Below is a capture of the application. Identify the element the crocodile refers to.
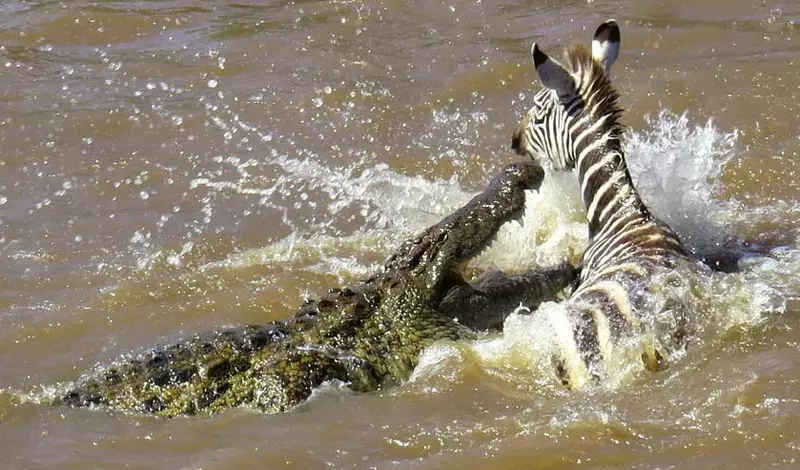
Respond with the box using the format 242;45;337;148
57;161;576;417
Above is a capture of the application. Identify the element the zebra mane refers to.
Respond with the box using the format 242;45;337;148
561;43;648;231
562;44;624;134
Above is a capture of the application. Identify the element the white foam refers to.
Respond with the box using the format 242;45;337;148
469;170;587;271
198;158;476;278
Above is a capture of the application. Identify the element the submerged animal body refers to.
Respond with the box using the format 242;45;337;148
58;162;576;417
511;20;705;387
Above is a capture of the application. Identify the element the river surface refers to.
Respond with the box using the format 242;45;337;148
1;0;799;468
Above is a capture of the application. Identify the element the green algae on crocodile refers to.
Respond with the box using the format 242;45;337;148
57;161;576;417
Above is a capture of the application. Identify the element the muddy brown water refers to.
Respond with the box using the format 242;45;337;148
1;0;799;469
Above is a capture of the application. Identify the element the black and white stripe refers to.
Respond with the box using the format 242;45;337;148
512;20;695;387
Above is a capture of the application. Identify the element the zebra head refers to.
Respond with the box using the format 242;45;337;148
512;20;622;171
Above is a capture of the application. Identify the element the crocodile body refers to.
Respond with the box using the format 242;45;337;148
58;162;576;417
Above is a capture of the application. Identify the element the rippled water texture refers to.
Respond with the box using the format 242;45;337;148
1;0;798;468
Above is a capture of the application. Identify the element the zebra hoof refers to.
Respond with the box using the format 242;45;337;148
641;345;667;372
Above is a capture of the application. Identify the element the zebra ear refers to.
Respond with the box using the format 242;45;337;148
591;19;620;73
531;43;576;100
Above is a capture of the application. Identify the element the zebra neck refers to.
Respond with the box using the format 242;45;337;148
575;140;647;240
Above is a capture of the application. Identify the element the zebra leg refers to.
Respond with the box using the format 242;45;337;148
642;295;691;372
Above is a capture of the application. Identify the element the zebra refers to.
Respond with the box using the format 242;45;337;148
511;20;703;388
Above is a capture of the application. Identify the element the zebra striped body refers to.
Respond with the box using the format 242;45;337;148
512;21;699;387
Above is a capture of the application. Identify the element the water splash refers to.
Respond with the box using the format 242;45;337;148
411;110;794;391
118;102;796;395
626;110;742;261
